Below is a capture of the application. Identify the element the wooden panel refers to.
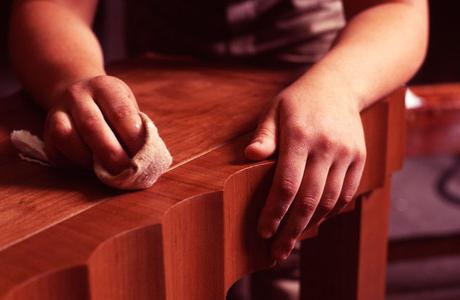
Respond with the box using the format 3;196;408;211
300;179;391;300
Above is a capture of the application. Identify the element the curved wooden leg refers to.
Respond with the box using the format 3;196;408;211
300;178;391;300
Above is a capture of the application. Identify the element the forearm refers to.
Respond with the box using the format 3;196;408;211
9;0;103;109
293;0;428;110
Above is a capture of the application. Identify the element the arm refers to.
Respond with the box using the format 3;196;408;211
298;0;428;110
9;0;144;173
245;0;428;261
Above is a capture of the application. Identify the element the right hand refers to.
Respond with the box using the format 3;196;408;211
44;75;145;174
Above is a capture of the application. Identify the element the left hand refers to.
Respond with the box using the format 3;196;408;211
245;81;366;261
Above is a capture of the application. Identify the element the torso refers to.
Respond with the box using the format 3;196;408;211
126;0;345;64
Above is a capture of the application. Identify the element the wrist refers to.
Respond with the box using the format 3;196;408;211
294;61;366;112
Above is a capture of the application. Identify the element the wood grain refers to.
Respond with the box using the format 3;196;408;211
0;56;294;250
0;56;404;299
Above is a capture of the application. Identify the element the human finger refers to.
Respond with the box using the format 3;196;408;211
271;155;331;261
304;160;350;229
91;76;144;156
245;102;278;161
45;110;92;168
257;120;309;239
329;157;366;217
69;94;130;174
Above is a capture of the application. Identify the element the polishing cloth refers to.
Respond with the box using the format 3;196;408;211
10;112;172;190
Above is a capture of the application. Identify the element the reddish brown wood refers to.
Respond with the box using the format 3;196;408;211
299;90;405;300
0;55;293;251
386;84;460;270
0;56;404;300
389;232;460;262
300;181;391;300
407;83;460;156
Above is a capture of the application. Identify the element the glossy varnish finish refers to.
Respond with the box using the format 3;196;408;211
0;56;404;299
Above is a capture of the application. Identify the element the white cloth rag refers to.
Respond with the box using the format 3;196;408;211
10;112;173;190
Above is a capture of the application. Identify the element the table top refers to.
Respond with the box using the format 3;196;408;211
407;83;460;155
0;54;405;298
0;55;295;249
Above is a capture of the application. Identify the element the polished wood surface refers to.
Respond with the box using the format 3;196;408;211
0;55;294;250
0;55;404;299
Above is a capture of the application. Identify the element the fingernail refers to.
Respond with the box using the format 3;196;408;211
276;249;290;261
259;228;273;239
251;140;263;147
273;250;287;262
279;253;289;261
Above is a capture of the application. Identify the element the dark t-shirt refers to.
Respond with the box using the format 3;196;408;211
127;0;345;64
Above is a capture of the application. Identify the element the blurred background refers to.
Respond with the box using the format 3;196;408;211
1;1;460;299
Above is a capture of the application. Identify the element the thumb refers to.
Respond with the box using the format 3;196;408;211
245;106;278;161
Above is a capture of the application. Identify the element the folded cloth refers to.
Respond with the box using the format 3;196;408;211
10;112;173;190
10;129;51;167
93;112;172;189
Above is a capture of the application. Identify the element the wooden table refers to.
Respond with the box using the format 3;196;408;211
0;55;404;300
407;83;460;156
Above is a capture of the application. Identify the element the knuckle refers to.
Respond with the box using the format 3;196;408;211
286;224;304;240
65;84;84;100
47;115;72;142
79;114;100;133
90;75;116;87
321;190;339;205
277;94;294;111
316;134;335;151
112;104;134;122
297;196;318;216
91;75;132;96
256;127;274;140
278;178;298;198
317;200;335;213
321;190;339;203
337;145;353;157
287;122;308;143
91;76;137;109
341;191;356;203
267;202;289;221
356;149;367;161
